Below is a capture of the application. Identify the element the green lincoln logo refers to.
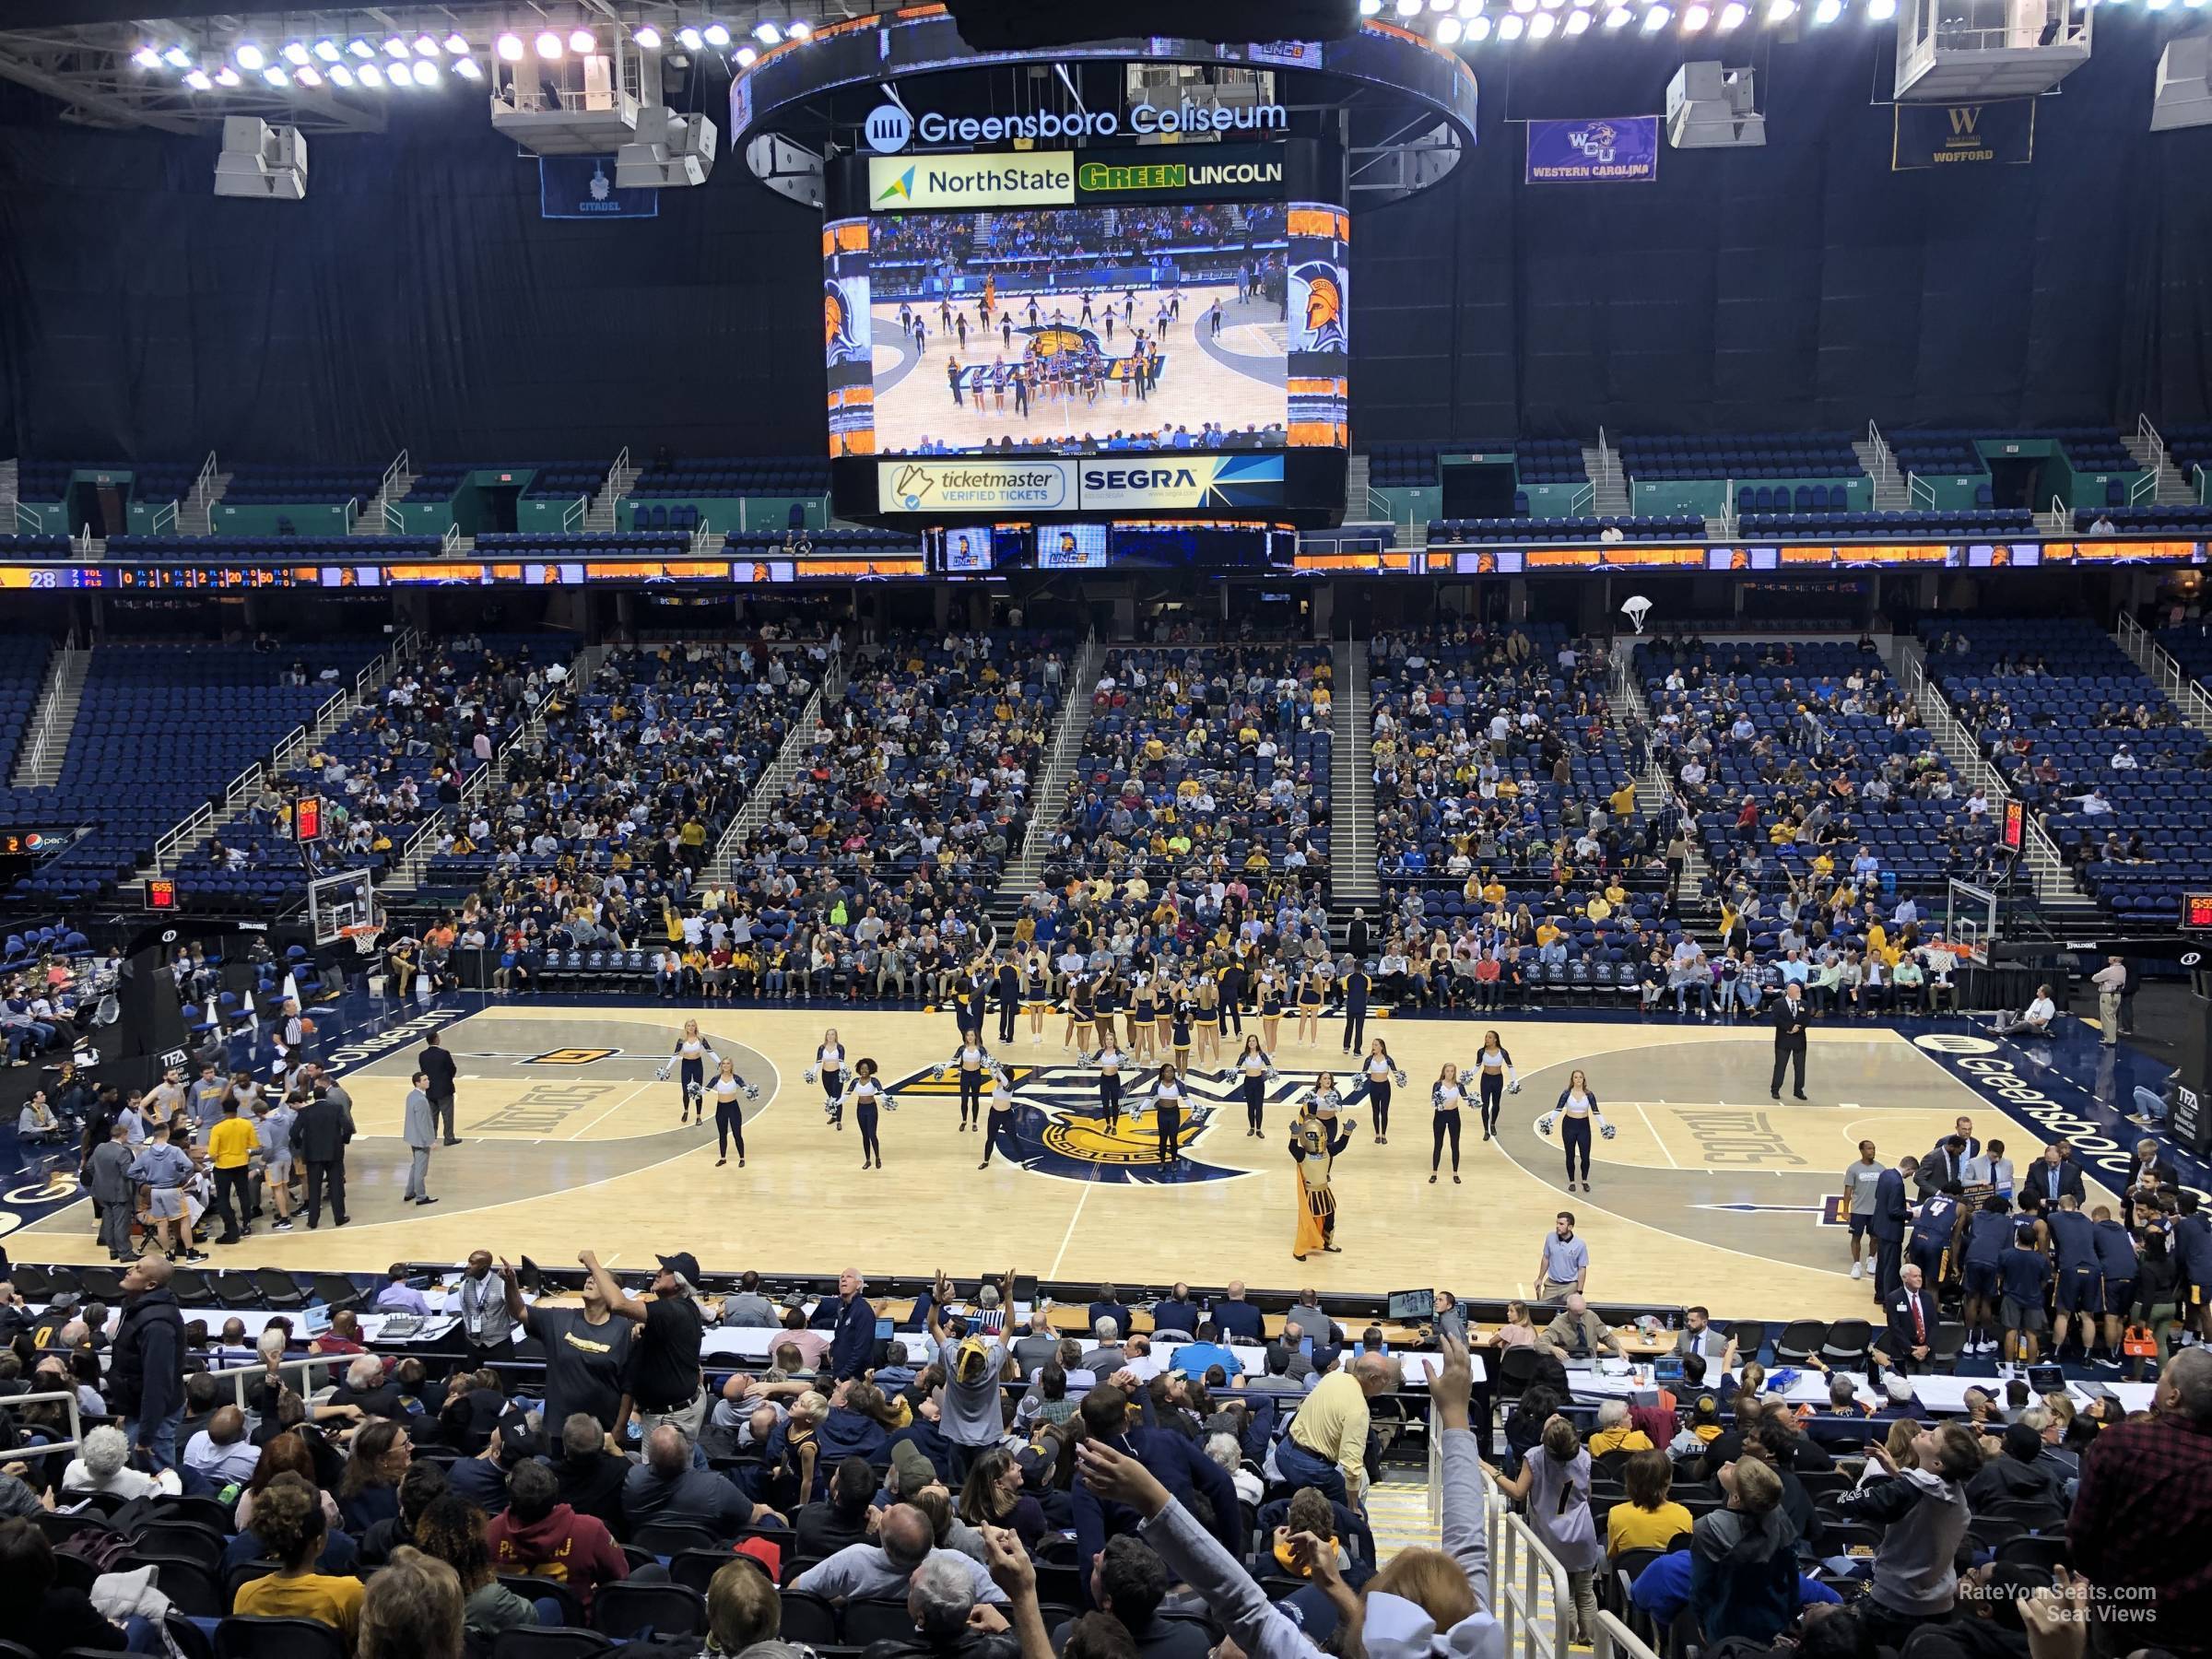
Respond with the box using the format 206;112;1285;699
1077;161;1187;192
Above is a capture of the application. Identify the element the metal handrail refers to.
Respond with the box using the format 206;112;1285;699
561;495;587;534
149;500;178;535
1592;1613;1664;1659
1339;621;1364;892
2129;470;2159;506
3;1388;87;1462
188;451;218;528
1865;418;1895;491
1479;1456;1573;1659
204;1351;358;1409
1001;630;1099;894
1908;473;1937;512
2136;412;2167;477
2117;611;2212;734
151;804;216;874
16;644;82;784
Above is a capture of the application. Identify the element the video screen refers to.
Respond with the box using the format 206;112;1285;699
824;200;1347;459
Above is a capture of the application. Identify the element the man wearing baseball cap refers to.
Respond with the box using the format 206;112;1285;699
582;1247;708;1440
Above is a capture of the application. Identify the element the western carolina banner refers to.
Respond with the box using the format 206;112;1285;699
1525;116;1660;183
538;156;659;219
1891;99;2035;170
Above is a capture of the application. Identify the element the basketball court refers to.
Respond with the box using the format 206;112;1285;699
14;997;2113;1316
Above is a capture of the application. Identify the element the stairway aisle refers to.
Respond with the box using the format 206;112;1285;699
1332;635;1379;916
989;635;1102;936
11;645;89;789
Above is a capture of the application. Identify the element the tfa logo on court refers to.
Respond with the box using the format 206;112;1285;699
865;104;912;153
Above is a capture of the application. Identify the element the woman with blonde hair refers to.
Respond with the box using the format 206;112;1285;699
1496;1300;1539;1347
357;1546;465;1659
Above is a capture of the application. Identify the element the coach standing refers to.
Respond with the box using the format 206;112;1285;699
401;1073;439;1207
1869;1154;1917;1303
289;1081;353;1229
421;1028;460;1146
1769;980;1811;1101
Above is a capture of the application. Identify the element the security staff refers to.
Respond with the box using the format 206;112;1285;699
1340;963;1371;1054
1769;980;1811;1101
994;954;1021;1044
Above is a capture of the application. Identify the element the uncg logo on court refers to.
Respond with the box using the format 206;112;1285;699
529;1047;619;1065
888;1064;1342;1185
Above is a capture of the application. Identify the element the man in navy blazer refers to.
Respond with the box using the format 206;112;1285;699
1869;1154;1917;1302
1073;1378;1243;1599
2027;1144;2087;1208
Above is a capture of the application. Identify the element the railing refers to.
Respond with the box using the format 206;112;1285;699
12;500;46;534
1908;472;1937;512
0;1389;87;1463
2136;412;2168;477
1865;418;1896;492
561;495;588;533
1001;631;1098;893
2130;469;2159;506
378;448;410;507
149;499;178;534
186;450;218;531
17;644;82;783
151;803;217;874
711;658;833;883
1336;625;1366;889
442;522;463;555
690;518;716;558
1592;1613;1665;1659
2117;610;2212;733
206;1351;357;1409
1480;1456;1573;1659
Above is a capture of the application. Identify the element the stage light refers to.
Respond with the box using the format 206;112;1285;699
133;45;163;68
445;32;471;53
453;56;482;78
215;64;241;84
634;24;664;47
1567;8;1594;29
185;68;213;88
234;41;265;69
569;28;597;53
416;33;442;55
704;23;733;45
312;38;340;61
1768;0;1797;17
1437;15;1465;39
327;63;354;86
788;19;813;35
384;36;410;57
496;33;524;60
164;43;194;66
734;44;759;64
1541;0;1565;15
1360;0;1384;11
678;26;705;48
1461;0;1486;12
263;65;288;86
1813;0;1841;20
1642;5;1673;28
2147;0;2170;9
753;20;783;41
412;59;440;83
1530;11;1558;33
1866;0;1895;17
1499;13;1525;36
297;65;323;86
1395;0;1422;13
1719;2;1747;24
535;30;564;58
1431;0;1454;9
1684;4;1711;26
281;41;309;65
358;61;383;86
1468;13;1496;33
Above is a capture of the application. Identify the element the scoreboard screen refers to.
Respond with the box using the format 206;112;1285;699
2184;891;2212;932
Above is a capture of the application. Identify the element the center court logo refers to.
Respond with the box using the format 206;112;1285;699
865;104;912;153
888;1063;1348;1185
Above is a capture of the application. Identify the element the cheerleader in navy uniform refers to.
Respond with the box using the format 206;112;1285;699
1294;968;1325;1048
805;1028;846;1128
1129;972;1159;1063
1227;1035;1277;1136
1023;954;1054;1047
1091;973;1123;1057
1062;974;1095;1053
1257;968;1286;1055
1193;976;1222;1067
1084;1039;1130;1135
1536;1069;1615;1194
977;1066;1018;1171
1360;1038;1407;1146
942;1028;995;1133
1304;1071;1346;1124
1169;998;1194;1076
1150;1064;1187;1166
850;1058;894;1170
1153;973;1179;1056
658;1020;715;1126
708;1057;760;1168
1430;1063;1468;1185
1470;1030;1521;1141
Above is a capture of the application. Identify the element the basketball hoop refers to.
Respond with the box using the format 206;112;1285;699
339;923;383;958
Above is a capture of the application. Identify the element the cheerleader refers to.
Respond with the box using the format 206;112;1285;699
1305;1071;1346;1124
708;1057;760;1169
1128;972;1158;1062
1257;967;1285;1055
1469;1030;1521;1141
1169;998;1194;1075
1360;1039;1406;1146
850;1058;894;1170
977;1065;1018;1171
1150;1064;1187;1166
1193;976;1222;1066
1536;1069;1615;1194
1063;974;1095;1052
1294;968;1325;1047
942;1028;995;1132
1091;973;1123;1057
1430;1063;1467;1185
658;1020;715;1126
1152;974;1178;1054
1023;954;1054;1046
1227;1035;1276;1136
805;1028;846;1128
1084;1039;1130;1135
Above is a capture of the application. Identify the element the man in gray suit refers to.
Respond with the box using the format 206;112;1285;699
86;1120;137;1261
401;1070;439;1206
